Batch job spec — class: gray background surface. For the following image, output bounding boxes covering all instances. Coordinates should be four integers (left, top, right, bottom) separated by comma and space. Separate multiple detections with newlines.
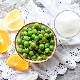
37, 63, 80, 80
57, 63, 80, 80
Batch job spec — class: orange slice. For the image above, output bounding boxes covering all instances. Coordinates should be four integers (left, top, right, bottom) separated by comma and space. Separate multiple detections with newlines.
2, 9, 24, 31
0, 28, 11, 53
6, 54, 29, 71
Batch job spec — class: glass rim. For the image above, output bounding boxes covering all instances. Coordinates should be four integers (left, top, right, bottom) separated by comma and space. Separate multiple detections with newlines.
54, 10, 80, 39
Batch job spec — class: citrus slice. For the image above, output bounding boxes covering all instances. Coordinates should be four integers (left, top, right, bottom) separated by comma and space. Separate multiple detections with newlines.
6, 54, 29, 71
0, 28, 11, 53
2, 9, 24, 31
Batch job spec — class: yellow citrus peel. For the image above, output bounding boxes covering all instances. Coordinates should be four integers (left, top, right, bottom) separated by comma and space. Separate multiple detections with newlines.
2, 9, 24, 31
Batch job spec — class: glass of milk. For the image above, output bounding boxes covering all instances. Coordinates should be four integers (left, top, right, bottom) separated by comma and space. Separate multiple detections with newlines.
54, 11, 80, 39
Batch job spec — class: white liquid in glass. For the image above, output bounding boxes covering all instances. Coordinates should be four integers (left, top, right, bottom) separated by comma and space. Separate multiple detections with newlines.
55, 11, 80, 38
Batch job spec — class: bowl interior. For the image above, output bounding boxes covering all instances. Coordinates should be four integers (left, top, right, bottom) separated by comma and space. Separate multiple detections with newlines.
15, 22, 57, 63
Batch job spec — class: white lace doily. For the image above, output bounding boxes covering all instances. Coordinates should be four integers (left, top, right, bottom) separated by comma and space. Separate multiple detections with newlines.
0, 0, 80, 80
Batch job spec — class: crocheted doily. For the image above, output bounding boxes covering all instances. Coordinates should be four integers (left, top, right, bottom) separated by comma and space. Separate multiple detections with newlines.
0, 0, 80, 80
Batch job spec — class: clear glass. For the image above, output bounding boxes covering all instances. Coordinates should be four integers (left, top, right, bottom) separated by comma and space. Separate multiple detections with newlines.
54, 10, 80, 39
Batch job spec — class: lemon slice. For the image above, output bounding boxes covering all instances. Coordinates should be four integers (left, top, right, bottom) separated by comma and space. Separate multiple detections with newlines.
2, 9, 24, 31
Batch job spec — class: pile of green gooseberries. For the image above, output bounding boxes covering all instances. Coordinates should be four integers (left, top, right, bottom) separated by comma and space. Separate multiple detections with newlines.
16, 23, 55, 61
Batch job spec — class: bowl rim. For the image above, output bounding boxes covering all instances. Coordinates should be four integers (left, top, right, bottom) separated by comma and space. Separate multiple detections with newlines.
15, 22, 57, 63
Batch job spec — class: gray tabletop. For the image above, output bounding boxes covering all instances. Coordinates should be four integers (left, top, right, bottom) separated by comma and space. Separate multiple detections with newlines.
0, 0, 80, 80
56, 63, 80, 80
37, 63, 80, 80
